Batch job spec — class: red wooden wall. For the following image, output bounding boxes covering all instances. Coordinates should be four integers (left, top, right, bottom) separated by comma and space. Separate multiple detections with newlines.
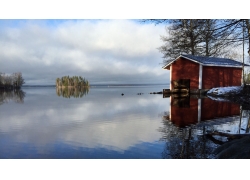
202, 66, 242, 89
170, 57, 242, 90
171, 57, 199, 90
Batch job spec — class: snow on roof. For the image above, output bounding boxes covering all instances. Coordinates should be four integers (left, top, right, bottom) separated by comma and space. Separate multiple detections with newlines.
162, 54, 249, 69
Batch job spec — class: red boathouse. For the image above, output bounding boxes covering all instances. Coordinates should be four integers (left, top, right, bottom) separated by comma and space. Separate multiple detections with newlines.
162, 54, 248, 92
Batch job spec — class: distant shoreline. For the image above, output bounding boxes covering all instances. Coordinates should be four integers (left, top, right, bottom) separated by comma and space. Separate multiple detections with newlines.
56, 86, 89, 88
22, 83, 169, 87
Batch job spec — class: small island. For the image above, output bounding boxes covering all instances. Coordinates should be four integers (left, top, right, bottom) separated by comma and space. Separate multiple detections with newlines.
0, 72, 25, 90
56, 76, 90, 98
56, 76, 89, 88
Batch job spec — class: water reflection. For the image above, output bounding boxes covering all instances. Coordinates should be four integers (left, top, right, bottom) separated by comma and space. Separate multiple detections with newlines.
56, 87, 89, 98
0, 89, 25, 104
159, 96, 250, 158
159, 124, 215, 158
0, 86, 167, 158
166, 96, 240, 127
1, 86, 249, 158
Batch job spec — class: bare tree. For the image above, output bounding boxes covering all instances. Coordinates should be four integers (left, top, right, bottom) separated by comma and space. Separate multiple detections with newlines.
0, 72, 25, 89
244, 19, 250, 57
157, 19, 243, 64
158, 19, 204, 63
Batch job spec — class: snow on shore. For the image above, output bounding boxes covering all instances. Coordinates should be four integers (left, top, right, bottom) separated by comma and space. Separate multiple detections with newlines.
207, 86, 250, 106
207, 86, 243, 96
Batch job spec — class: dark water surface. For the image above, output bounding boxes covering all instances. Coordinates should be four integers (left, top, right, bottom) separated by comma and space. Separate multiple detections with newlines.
0, 85, 249, 159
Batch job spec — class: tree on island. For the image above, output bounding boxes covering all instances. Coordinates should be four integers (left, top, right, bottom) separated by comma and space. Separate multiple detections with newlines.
56, 76, 89, 88
0, 72, 25, 89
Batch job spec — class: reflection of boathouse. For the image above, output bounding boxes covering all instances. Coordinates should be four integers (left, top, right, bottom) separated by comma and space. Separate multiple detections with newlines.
167, 97, 240, 127
163, 54, 247, 94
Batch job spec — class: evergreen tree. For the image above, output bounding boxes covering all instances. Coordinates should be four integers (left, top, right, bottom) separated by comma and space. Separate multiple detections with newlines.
56, 76, 89, 88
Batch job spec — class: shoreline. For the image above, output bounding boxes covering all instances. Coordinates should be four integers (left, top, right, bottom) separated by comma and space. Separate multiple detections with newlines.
56, 86, 90, 88
207, 85, 250, 108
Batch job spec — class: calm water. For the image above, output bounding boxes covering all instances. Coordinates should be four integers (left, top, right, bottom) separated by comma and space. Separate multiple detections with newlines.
0, 85, 249, 159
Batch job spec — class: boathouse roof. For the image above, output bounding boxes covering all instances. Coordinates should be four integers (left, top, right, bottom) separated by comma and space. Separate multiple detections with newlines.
162, 54, 249, 69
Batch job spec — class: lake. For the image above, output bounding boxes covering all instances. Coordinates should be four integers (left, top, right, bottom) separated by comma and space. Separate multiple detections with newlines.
0, 85, 249, 159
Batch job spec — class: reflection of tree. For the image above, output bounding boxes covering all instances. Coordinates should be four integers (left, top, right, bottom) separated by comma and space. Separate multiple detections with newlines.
159, 112, 218, 159
0, 89, 26, 104
56, 87, 89, 98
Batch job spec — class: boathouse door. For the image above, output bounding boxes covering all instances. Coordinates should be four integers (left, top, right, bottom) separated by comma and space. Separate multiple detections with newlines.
172, 79, 190, 93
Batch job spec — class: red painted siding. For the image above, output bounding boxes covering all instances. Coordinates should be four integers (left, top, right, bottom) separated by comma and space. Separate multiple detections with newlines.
168, 57, 242, 90
171, 57, 199, 90
202, 66, 242, 89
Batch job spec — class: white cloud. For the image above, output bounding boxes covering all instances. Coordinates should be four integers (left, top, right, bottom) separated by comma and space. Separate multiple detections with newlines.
0, 19, 169, 85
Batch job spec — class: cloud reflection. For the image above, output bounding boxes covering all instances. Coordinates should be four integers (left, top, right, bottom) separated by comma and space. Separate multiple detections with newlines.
0, 87, 169, 152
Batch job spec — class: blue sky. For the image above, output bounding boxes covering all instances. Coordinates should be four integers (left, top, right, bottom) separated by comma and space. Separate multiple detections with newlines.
0, 19, 169, 85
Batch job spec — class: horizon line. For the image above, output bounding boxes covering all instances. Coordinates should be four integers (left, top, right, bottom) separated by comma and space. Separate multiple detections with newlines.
22, 83, 169, 87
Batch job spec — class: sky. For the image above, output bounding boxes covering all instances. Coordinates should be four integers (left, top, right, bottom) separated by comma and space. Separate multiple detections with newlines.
0, 1, 248, 86
0, 19, 169, 85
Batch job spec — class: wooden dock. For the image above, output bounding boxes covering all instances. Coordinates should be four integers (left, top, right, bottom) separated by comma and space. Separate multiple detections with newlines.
163, 88, 209, 98
163, 79, 209, 98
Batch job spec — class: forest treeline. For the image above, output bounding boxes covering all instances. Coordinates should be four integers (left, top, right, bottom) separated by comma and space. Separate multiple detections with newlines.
56, 76, 89, 88
0, 72, 25, 89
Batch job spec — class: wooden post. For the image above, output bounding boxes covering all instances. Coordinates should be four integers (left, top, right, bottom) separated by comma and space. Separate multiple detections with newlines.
170, 65, 172, 90
199, 64, 203, 90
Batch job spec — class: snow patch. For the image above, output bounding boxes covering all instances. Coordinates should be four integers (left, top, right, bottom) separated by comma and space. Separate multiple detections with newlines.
207, 86, 243, 96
